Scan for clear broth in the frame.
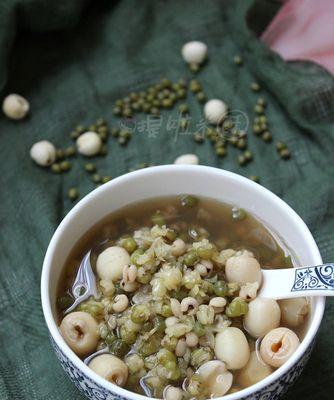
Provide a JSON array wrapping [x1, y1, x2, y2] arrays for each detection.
[[57, 196, 304, 397]]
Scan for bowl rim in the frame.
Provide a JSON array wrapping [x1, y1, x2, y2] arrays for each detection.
[[41, 165, 325, 400]]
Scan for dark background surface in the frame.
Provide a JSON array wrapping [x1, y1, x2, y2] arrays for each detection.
[[0, 0, 333, 399]]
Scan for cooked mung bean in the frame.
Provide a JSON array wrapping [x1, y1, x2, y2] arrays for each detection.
[[57, 195, 303, 399]]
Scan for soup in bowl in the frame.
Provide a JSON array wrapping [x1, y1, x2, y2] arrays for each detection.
[[41, 165, 325, 400]]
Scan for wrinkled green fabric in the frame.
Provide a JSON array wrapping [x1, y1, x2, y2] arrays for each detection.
[[0, 0, 333, 399]]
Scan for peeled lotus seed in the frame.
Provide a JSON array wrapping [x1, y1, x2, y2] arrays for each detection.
[[96, 246, 130, 282], [225, 254, 262, 286], [260, 327, 300, 368], [174, 153, 199, 165], [163, 385, 183, 400], [89, 354, 128, 387], [30, 140, 56, 167], [215, 327, 250, 370], [244, 298, 281, 339], [279, 297, 309, 328], [181, 41, 208, 65], [236, 351, 272, 388], [2, 93, 29, 120], [60, 311, 99, 356], [196, 360, 233, 397], [204, 99, 227, 124], [76, 131, 102, 156]]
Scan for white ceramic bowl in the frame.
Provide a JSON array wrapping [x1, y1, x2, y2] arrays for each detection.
[[41, 165, 325, 400]]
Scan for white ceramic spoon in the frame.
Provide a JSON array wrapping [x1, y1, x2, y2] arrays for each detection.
[[259, 264, 334, 299]]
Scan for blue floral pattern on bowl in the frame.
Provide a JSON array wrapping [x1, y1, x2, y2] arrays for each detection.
[[50, 336, 315, 400]]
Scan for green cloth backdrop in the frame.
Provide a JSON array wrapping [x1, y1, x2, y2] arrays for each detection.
[[0, 0, 333, 399]]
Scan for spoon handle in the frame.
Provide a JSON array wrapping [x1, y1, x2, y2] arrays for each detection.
[[259, 264, 334, 299]]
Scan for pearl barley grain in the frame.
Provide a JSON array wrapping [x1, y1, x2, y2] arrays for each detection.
[[174, 153, 199, 165], [181, 41, 208, 65], [204, 99, 227, 124], [2, 94, 29, 120], [76, 131, 102, 156], [30, 140, 56, 167]]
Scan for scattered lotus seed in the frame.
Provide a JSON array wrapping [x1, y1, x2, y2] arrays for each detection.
[[262, 131, 272, 143], [85, 163, 96, 173], [30, 140, 56, 167], [181, 41, 208, 65], [174, 154, 199, 165], [233, 55, 243, 65], [68, 187, 79, 201], [60, 160, 71, 172], [250, 82, 261, 91], [2, 94, 29, 120], [204, 99, 227, 124], [76, 131, 102, 156]]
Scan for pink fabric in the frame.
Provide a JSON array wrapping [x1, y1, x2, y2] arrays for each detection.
[[261, 0, 334, 74]]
